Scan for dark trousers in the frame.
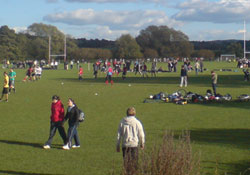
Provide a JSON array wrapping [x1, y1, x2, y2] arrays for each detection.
[[212, 83, 217, 96], [105, 75, 112, 82], [45, 121, 67, 146], [122, 147, 139, 175], [67, 124, 80, 147]]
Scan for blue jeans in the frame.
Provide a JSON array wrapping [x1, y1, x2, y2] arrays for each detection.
[[67, 124, 80, 147]]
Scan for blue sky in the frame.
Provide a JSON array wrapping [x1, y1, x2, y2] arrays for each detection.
[[1, 0, 250, 41]]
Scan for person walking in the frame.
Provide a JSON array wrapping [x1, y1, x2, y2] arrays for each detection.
[[63, 98, 80, 150], [8, 69, 16, 93], [211, 71, 218, 96], [180, 65, 188, 87], [116, 107, 145, 174], [43, 95, 67, 149], [0, 72, 9, 102]]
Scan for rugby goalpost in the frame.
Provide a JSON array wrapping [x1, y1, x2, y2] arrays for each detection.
[[220, 54, 236, 61], [221, 21, 250, 60], [243, 21, 250, 58], [48, 35, 67, 64]]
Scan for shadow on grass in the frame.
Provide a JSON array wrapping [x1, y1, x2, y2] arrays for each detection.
[[0, 140, 64, 150], [0, 170, 63, 175], [189, 129, 250, 150], [223, 160, 250, 175], [202, 160, 250, 175], [0, 140, 42, 149], [52, 74, 250, 88], [190, 100, 250, 111]]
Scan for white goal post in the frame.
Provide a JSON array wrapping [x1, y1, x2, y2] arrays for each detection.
[[220, 54, 236, 61]]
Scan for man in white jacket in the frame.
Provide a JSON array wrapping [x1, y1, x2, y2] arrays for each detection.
[[116, 107, 145, 173]]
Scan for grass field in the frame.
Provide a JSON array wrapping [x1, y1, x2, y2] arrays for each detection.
[[0, 61, 249, 175]]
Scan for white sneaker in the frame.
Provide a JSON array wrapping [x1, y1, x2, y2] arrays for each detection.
[[62, 144, 70, 150], [43, 145, 50, 149], [72, 145, 80, 148]]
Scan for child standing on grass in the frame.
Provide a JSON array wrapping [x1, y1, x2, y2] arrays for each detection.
[[8, 69, 16, 93], [105, 66, 114, 85], [78, 66, 83, 80], [0, 72, 9, 102]]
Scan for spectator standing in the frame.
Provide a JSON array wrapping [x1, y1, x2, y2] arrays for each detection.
[[0, 72, 9, 102], [8, 69, 16, 93], [211, 71, 218, 96], [180, 65, 188, 87], [79, 66, 83, 80], [194, 61, 200, 75], [116, 107, 145, 174]]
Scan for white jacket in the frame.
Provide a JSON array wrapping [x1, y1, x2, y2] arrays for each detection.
[[117, 116, 145, 148]]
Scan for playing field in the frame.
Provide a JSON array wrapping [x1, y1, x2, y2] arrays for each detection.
[[0, 61, 249, 175]]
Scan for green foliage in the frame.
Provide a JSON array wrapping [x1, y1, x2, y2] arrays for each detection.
[[226, 42, 243, 58], [136, 25, 193, 57], [192, 49, 215, 59], [114, 34, 143, 59]]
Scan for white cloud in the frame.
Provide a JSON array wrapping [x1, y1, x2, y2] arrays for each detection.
[[12, 26, 28, 34], [173, 0, 250, 23], [189, 29, 249, 41], [43, 9, 182, 39]]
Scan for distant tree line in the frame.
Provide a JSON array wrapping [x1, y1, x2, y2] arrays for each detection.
[[0, 23, 248, 62]]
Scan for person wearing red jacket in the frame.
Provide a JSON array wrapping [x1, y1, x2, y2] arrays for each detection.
[[43, 95, 67, 149]]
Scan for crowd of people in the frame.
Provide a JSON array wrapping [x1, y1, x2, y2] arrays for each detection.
[[1, 57, 249, 175]]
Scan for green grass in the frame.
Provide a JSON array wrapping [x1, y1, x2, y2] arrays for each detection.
[[0, 61, 249, 175]]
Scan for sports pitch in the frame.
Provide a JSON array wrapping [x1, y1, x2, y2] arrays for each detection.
[[0, 62, 249, 175]]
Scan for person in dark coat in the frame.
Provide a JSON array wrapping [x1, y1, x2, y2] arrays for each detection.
[[63, 98, 80, 150]]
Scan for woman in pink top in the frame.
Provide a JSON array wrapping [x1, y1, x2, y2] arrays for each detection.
[[105, 66, 114, 85]]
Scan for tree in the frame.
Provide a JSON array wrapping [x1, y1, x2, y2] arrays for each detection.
[[114, 34, 142, 59], [226, 42, 243, 58], [136, 25, 193, 57], [143, 48, 159, 58], [191, 49, 215, 59]]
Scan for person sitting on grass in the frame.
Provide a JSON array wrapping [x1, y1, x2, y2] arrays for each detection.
[[0, 72, 9, 102]]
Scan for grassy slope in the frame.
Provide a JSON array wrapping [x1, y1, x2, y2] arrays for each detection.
[[0, 61, 249, 175]]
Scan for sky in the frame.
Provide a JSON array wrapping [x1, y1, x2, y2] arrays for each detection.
[[1, 0, 250, 41]]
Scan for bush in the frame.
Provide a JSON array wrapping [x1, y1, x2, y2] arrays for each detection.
[[119, 131, 200, 175]]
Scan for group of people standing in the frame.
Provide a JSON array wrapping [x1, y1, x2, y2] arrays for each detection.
[[43, 96, 81, 150]]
